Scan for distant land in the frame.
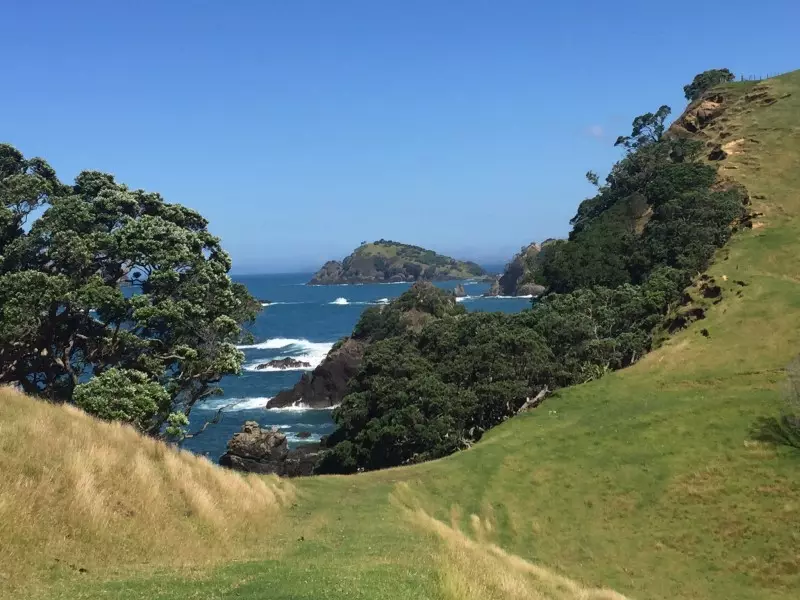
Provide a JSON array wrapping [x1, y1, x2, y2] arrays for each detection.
[[308, 239, 488, 285]]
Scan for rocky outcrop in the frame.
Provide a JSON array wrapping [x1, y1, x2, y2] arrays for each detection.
[[255, 357, 311, 370], [487, 243, 545, 297], [516, 282, 546, 297], [453, 283, 467, 298], [268, 338, 367, 408], [308, 260, 345, 285], [308, 240, 487, 285], [678, 97, 725, 133], [218, 421, 321, 477], [484, 278, 501, 297]]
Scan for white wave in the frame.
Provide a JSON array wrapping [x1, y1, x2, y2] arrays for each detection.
[[237, 337, 317, 350], [486, 294, 533, 299], [194, 396, 272, 412], [328, 297, 385, 306], [456, 295, 478, 303], [286, 433, 322, 443], [261, 301, 303, 306], [238, 338, 334, 372], [267, 405, 338, 412]]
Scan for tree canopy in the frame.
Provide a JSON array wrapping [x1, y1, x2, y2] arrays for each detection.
[[683, 68, 735, 101], [316, 92, 747, 474], [0, 143, 257, 435]]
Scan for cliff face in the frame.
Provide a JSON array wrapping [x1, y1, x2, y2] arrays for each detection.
[[267, 338, 367, 409], [308, 240, 486, 285], [487, 243, 546, 297]]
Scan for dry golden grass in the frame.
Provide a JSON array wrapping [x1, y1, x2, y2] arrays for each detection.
[[393, 484, 627, 600], [0, 386, 294, 592]]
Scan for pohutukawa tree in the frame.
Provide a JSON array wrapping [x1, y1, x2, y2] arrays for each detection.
[[0, 143, 258, 436]]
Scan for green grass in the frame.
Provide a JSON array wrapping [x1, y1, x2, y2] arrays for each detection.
[[4, 71, 800, 600]]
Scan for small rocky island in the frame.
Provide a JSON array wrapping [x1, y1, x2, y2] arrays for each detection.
[[308, 239, 487, 285]]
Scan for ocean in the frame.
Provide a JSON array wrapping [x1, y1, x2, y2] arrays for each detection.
[[182, 272, 532, 461]]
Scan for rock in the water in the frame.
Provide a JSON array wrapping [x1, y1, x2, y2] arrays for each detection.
[[453, 283, 467, 298], [219, 421, 321, 477], [484, 278, 501, 297], [255, 357, 312, 370], [268, 338, 367, 408]]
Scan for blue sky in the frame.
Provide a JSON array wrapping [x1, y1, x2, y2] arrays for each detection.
[[2, 1, 797, 272]]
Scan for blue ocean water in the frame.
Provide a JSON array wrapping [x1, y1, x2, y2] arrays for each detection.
[[182, 272, 532, 461]]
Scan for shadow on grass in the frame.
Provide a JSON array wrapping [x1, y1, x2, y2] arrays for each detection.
[[750, 415, 800, 450]]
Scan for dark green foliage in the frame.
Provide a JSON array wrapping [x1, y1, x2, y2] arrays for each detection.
[[351, 282, 464, 341], [538, 118, 744, 291], [319, 99, 746, 474], [318, 311, 556, 473], [614, 105, 671, 150], [683, 68, 735, 102], [0, 144, 258, 434], [73, 368, 170, 432]]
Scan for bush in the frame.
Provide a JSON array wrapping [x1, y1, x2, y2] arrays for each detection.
[[683, 68, 735, 102], [73, 368, 170, 432]]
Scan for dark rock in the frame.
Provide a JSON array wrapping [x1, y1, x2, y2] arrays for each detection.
[[708, 144, 727, 161], [516, 282, 546, 297], [453, 283, 467, 298], [484, 278, 501, 297], [283, 443, 322, 477], [255, 357, 312, 370], [269, 338, 367, 408], [496, 243, 544, 296], [308, 260, 345, 285], [219, 421, 321, 477], [296, 431, 312, 439], [226, 421, 288, 462]]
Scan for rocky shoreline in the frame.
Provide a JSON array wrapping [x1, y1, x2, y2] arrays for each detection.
[[219, 421, 321, 477]]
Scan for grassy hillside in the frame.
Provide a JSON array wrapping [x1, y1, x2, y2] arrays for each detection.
[[3, 71, 800, 600]]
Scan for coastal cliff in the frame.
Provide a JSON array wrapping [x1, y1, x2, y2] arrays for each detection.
[[485, 242, 546, 297]]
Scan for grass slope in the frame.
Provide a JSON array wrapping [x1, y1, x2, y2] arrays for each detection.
[[3, 71, 800, 599]]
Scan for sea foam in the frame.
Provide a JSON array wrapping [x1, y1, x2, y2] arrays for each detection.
[[237, 338, 334, 372], [194, 396, 272, 412]]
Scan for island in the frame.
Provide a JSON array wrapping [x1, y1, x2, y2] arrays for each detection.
[[308, 239, 487, 285]]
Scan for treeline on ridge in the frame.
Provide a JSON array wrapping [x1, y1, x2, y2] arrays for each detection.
[[316, 89, 748, 473]]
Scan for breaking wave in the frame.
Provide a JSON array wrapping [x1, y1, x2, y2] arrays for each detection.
[[194, 396, 272, 412], [237, 338, 334, 372]]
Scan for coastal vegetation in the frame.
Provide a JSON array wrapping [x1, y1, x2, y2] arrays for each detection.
[[0, 151, 258, 437], [315, 75, 748, 473]]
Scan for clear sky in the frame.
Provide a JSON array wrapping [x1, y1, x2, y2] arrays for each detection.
[[2, 1, 797, 272]]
